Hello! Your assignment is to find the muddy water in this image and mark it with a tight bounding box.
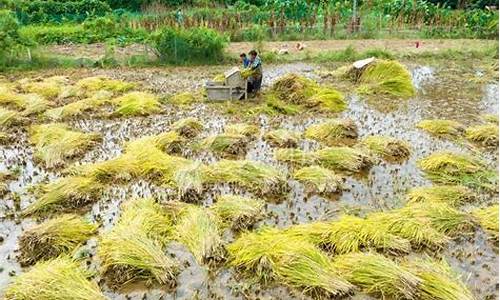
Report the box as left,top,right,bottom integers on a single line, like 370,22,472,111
0,61,498,299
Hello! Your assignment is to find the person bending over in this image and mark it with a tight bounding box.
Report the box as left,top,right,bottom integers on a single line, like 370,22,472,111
247,50,262,96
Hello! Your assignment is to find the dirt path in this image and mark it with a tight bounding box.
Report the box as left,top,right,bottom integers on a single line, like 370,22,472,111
45,39,496,60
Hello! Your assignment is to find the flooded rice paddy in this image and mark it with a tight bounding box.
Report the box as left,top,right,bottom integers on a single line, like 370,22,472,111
0,59,498,299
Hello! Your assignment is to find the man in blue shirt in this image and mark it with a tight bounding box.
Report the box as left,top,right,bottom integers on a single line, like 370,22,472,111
247,50,262,96
240,53,250,68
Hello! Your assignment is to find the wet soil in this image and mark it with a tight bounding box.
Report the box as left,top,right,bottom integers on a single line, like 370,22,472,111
0,59,498,299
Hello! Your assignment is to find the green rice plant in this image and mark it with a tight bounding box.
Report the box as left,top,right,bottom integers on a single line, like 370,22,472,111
98,226,178,288
112,91,161,116
404,257,474,300
18,214,97,266
407,185,475,207
332,252,420,299
356,60,416,99
125,131,184,154
274,148,318,165
168,91,199,105
23,176,103,215
465,124,499,147
227,227,353,297
76,76,135,94
472,205,499,240
117,198,173,245
211,195,264,230
4,256,106,300
29,123,100,168
0,107,22,127
224,123,259,138
305,119,358,146
173,204,224,264
482,114,499,124
44,91,112,121
361,135,411,162
293,166,344,194
203,159,286,196
271,73,319,104
316,147,374,173
264,129,301,148
171,117,203,138
198,133,249,157
305,87,347,113
418,151,496,189
416,120,465,138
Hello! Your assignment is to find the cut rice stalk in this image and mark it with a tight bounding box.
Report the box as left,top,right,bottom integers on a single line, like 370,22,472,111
271,73,319,104
416,119,465,138
361,135,411,162
44,91,112,121
112,91,161,116
274,148,318,165
29,123,100,168
333,252,421,299
224,123,259,138
407,185,475,207
20,79,63,99
199,133,249,157
293,166,344,194
472,205,499,240
465,124,499,147
404,257,474,300
98,226,178,288
228,227,353,296
482,114,498,124
264,129,301,148
260,93,302,115
171,117,203,138
76,76,135,94
316,147,374,173
4,256,106,300
125,131,184,154
18,214,97,266
23,176,102,215
306,87,346,113
173,204,224,264
0,107,22,127
168,92,199,105
20,94,52,116
305,119,358,146
211,195,264,230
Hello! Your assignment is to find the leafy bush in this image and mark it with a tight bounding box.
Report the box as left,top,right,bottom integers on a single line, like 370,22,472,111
0,9,32,64
151,27,228,64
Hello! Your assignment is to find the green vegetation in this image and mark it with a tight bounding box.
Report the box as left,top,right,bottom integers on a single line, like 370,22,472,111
361,135,411,162
29,123,100,168
293,166,344,195
306,87,347,113
18,214,97,266
465,124,499,147
417,119,465,138
112,91,161,116
4,256,105,300
473,205,499,240
407,185,475,207
171,117,203,138
263,129,301,148
211,195,265,230
199,133,248,157
305,119,358,146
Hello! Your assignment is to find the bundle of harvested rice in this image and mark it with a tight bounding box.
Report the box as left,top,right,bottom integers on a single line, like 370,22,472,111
293,166,344,194
316,147,374,173
0,107,21,127
171,117,203,138
76,76,135,94
356,60,415,99
168,91,199,105
264,129,301,148
407,185,475,207
203,160,287,196
416,119,465,138
228,227,353,296
361,135,411,161
274,148,317,165
199,133,249,157
18,214,97,266
29,123,100,168
23,176,102,215
20,94,52,116
305,87,347,113
20,78,65,99
4,256,106,300
465,124,499,147
173,161,206,197
472,205,499,240
44,91,112,121
211,195,264,230
213,73,225,82
173,204,224,264
98,226,178,288
224,123,259,138
112,91,161,116
333,252,420,299
125,131,184,154
260,93,302,115
72,155,141,183
482,114,499,124
271,73,318,104
305,119,358,146
404,257,474,300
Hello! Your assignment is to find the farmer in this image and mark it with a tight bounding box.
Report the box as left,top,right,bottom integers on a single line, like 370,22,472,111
246,50,263,96
240,53,250,68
